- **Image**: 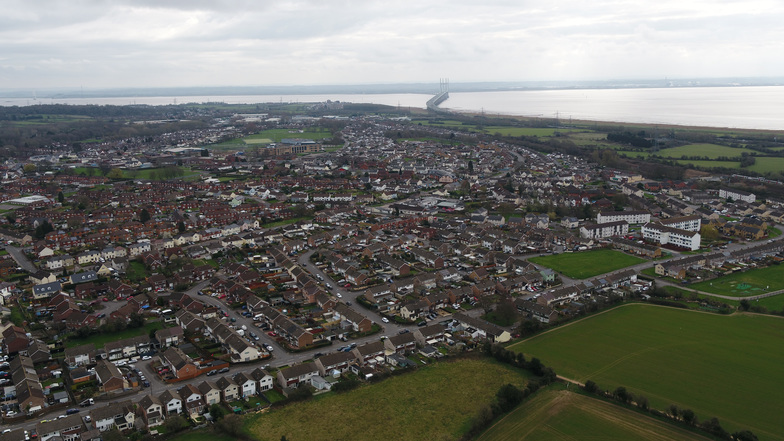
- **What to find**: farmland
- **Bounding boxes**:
[689,264,784,297]
[529,249,646,279]
[243,358,530,441]
[509,304,784,440]
[653,143,755,159]
[477,388,711,441]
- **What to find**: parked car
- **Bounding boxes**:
[206,370,217,376]
[381,317,389,323]
[218,367,230,374]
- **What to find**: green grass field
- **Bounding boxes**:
[529,250,646,279]
[747,157,784,174]
[169,430,236,441]
[243,358,530,441]
[689,264,784,297]
[477,388,711,441]
[675,159,741,169]
[66,321,162,348]
[509,304,784,439]
[654,143,755,159]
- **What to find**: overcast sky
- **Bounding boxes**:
[2,0,783,90]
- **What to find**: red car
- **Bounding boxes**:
[267,331,277,337]
[102,297,109,302]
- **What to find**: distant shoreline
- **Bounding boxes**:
[2,77,784,99]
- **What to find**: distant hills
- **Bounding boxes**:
[2,77,784,99]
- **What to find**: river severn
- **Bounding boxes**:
[3,86,783,130]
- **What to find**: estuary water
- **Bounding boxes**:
[2,86,783,130]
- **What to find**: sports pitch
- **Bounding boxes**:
[509,304,784,440]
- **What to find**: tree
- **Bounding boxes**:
[468,160,474,173]
[613,386,631,403]
[177,221,186,233]
[139,208,151,223]
[492,297,518,326]
[34,220,54,239]
[733,430,759,441]
[216,414,247,438]
[209,403,227,421]
[163,415,187,433]
[669,404,679,419]
[700,225,720,242]
[583,380,598,394]
[682,408,696,425]
[101,429,125,441]
[23,163,36,174]
[739,299,750,311]
[495,383,524,413]
[107,168,124,179]
[57,191,65,203]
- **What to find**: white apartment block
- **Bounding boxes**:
[642,222,701,251]
[719,188,755,204]
[658,215,701,232]
[597,210,651,225]
[579,221,629,240]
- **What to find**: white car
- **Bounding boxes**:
[336,293,342,298]
[381,317,389,323]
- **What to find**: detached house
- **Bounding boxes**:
[198,380,221,406]
[234,372,257,398]
[138,394,165,428]
[159,389,183,416]
[178,384,205,416]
